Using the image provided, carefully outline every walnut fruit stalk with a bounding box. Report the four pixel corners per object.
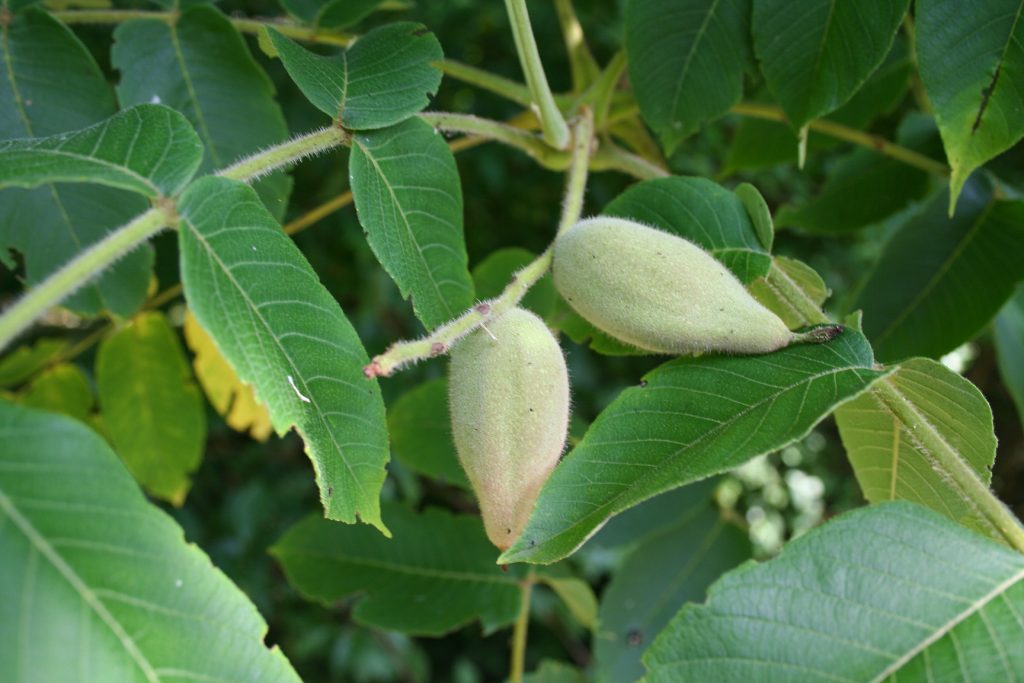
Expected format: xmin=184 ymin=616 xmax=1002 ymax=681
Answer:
xmin=448 ymin=308 xmax=570 ymax=550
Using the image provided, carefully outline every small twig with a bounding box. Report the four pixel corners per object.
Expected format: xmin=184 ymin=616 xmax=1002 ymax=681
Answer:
xmin=509 ymin=572 xmax=536 ymax=683
xmin=729 ymin=102 xmax=950 ymax=177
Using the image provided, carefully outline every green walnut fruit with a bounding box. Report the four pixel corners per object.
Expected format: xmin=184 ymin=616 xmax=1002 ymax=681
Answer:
xmin=553 ymin=216 xmax=800 ymax=355
xmin=448 ymin=308 xmax=570 ymax=550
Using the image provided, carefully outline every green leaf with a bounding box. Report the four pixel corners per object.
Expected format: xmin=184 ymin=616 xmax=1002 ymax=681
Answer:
xmin=183 ymin=311 xmax=273 ymax=442
xmin=0 ymin=104 xmax=203 ymax=198
xmin=387 ymin=377 xmax=469 ymax=489
xmin=643 ymin=502 xmax=1024 ymax=681
xmin=267 ymin=23 xmax=443 ymax=130
xmin=96 ymin=311 xmax=206 ymax=505
xmin=836 ymin=359 xmax=1002 ymax=546
xmin=350 ymin=117 xmax=473 ymax=330
xmin=595 ymin=489 xmax=750 ymax=683
xmin=625 ymin=0 xmax=752 ymax=153
xmin=272 ymin=503 xmax=524 ymax=635
xmin=917 ymin=0 xmax=1024 ymax=211
xmin=472 ymin=247 xmax=555 ymax=318
xmin=539 ymin=576 xmax=598 ymax=631
xmin=178 ymin=176 xmax=389 ymax=530
xmin=0 ymin=338 xmax=67 ymax=388
xmin=776 ymin=116 xmax=935 ymax=234
xmin=996 ymin=286 xmax=1024 ymax=427
xmin=0 ymin=8 xmax=152 ymax=316
xmin=602 ymin=176 xmax=770 ymax=283
xmin=500 ymin=329 xmax=889 ymax=564
xmin=748 ymin=256 xmax=830 ymax=329
xmin=19 ymin=362 xmax=93 ymax=421
xmin=734 ymin=182 xmax=774 ymax=252
xmin=279 ymin=0 xmax=381 ymax=29
xmin=855 ymin=181 xmax=1024 ymax=362
xmin=112 ymin=4 xmax=292 ymax=219
xmin=752 ymin=0 xmax=909 ymax=129
xmin=0 ymin=401 xmax=302 ymax=682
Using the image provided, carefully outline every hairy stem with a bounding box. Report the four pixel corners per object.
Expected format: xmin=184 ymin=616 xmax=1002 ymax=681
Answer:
xmin=766 ymin=262 xmax=829 ymax=326
xmin=730 ymin=102 xmax=950 ymax=177
xmin=510 ymin=573 xmax=535 ymax=683
xmin=365 ymin=113 xmax=595 ymax=378
xmin=418 ymin=112 xmax=564 ymax=168
xmin=557 ymin=108 xmax=593 ymax=235
xmin=872 ymin=379 xmax=1024 ymax=554
xmin=218 ymin=126 xmax=349 ymax=183
xmin=0 ymin=207 xmax=171 ymax=352
xmin=504 ymin=0 xmax=570 ymax=149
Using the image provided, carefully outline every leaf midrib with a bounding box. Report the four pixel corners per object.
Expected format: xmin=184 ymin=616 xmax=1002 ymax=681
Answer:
xmin=868 ymin=565 xmax=1024 ymax=682
xmin=518 ymin=350 xmax=882 ymax=557
xmin=0 ymin=487 xmax=159 ymax=682
xmin=275 ymin=547 xmax=519 ymax=586
xmin=182 ymin=215 xmax=368 ymax=511
xmin=354 ymin=135 xmax=455 ymax=323
xmin=3 ymin=147 xmax=160 ymax=196
xmin=873 ymin=200 xmax=995 ymax=348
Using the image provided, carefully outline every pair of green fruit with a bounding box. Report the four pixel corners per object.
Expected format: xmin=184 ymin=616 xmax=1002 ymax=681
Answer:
xmin=450 ymin=216 xmax=805 ymax=550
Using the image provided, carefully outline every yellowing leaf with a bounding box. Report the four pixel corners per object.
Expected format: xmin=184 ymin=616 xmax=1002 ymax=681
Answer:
xmin=183 ymin=311 xmax=272 ymax=442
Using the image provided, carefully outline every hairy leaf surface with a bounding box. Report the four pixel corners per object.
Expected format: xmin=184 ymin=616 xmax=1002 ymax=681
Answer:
xmin=836 ymin=358 xmax=1000 ymax=544
xmin=350 ymin=117 xmax=473 ymax=330
xmin=0 ymin=104 xmax=202 ymax=197
xmin=268 ymin=23 xmax=443 ymax=130
xmin=178 ymin=176 xmax=389 ymax=530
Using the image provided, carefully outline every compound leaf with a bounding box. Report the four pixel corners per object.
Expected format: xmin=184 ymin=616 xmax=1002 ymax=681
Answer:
xmin=644 ymin=502 xmax=1024 ymax=682
xmin=350 ymin=117 xmax=473 ymax=330
xmin=752 ymin=0 xmax=910 ymax=129
xmin=625 ymin=0 xmax=752 ymax=153
xmin=836 ymin=358 xmax=1000 ymax=544
xmin=96 ymin=312 xmax=206 ymax=505
xmin=0 ymin=7 xmax=151 ymax=316
xmin=273 ymin=503 xmax=524 ymax=635
xmin=112 ymin=4 xmax=292 ymax=219
xmin=0 ymin=104 xmax=203 ymax=198
xmin=500 ymin=329 xmax=889 ymax=564
xmin=855 ymin=181 xmax=1024 ymax=362
xmin=0 ymin=401 xmax=301 ymax=682
xmin=268 ymin=23 xmax=443 ymax=130
xmin=178 ymin=176 xmax=389 ymax=530
xmin=917 ymin=0 xmax=1024 ymax=211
